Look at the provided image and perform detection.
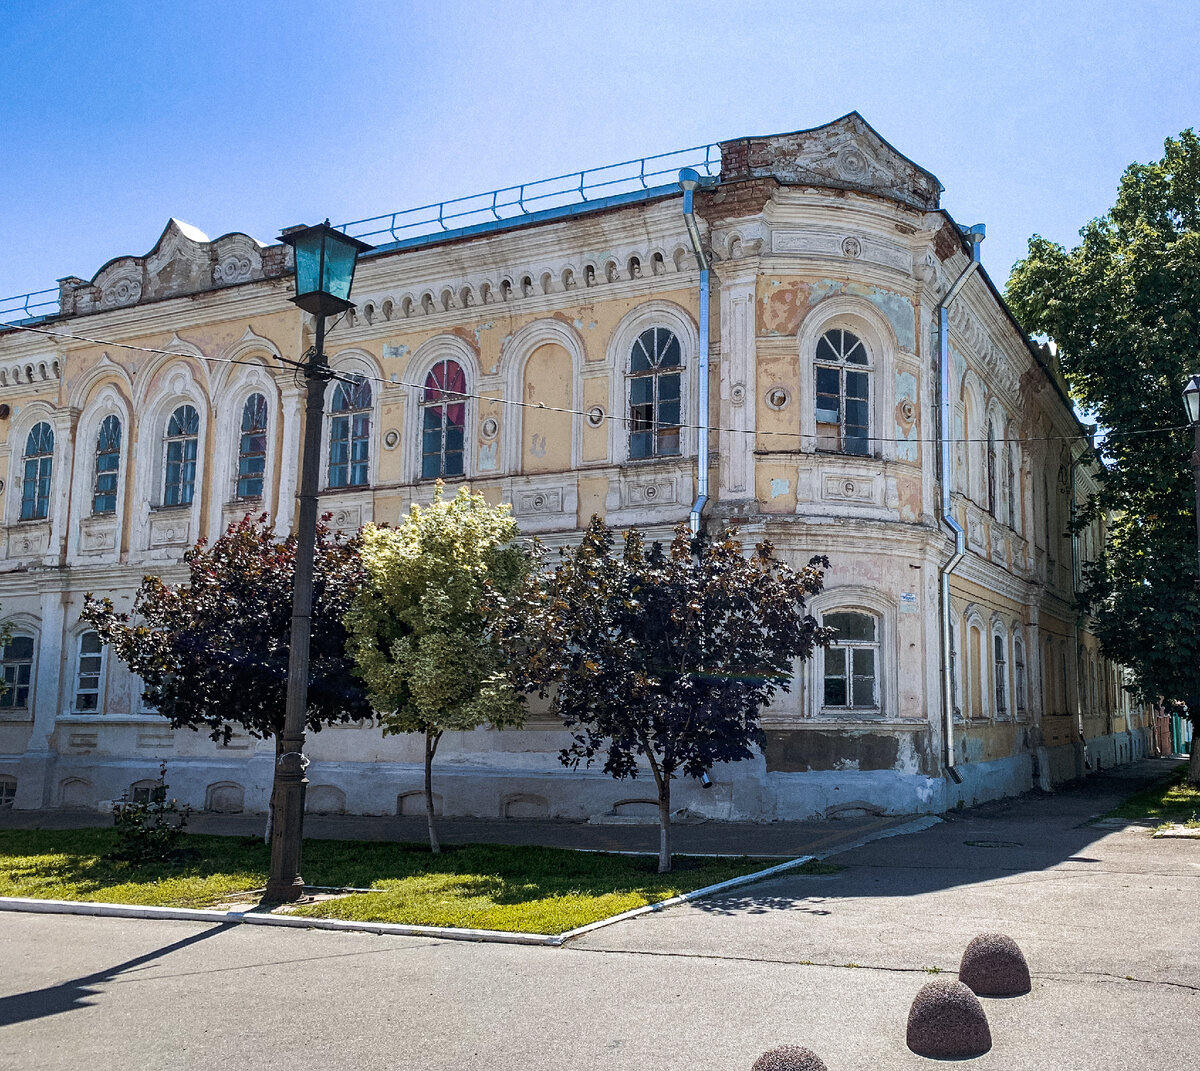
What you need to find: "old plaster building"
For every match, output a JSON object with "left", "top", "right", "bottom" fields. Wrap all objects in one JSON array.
[{"left": 0, "top": 113, "right": 1150, "bottom": 820}]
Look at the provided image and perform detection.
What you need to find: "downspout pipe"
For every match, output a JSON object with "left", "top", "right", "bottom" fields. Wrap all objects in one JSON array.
[
  {"left": 679, "top": 168, "right": 710, "bottom": 536},
  {"left": 937, "top": 257, "right": 981, "bottom": 783}
]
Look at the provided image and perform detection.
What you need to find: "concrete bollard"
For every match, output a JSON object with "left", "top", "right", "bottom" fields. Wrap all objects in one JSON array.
[
  {"left": 958, "top": 932, "right": 1032, "bottom": 996},
  {"left": 751, "top": 1045, "right": 829, "bottom": 1071},
  {"left": 906, "top": 978, "right": 992, "bottom": 1059}
]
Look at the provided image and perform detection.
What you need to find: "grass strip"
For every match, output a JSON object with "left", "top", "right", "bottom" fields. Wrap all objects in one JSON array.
[
  {"left": 1104, "top": 763, "right": 1200, "bottom": 826},
  {"left": 0, "top": 829, "right": 784, "bottom": 935}
]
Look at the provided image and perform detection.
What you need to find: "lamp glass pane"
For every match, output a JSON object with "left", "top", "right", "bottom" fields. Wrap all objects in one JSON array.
[
  {"left": 293, "top": 235, "right": 323, "bottom": 297},
  {"left": 1185, "top": 377, "right": 1200, "bottom": 424},
  {"left": 320, "top": 233, "right": 360, "bottom": 303}
]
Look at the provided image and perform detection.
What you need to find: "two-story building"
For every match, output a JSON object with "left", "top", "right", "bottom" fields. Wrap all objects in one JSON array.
[{"left": 0, "top": 113, "right": 1150, "bottom": 820}]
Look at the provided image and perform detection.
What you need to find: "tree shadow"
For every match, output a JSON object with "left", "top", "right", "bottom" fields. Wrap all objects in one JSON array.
[{"left": 0, "top": 922, "right": 234, "bottom": 1028}]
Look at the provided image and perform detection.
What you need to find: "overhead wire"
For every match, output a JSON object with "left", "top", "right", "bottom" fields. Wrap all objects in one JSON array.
[{"left": 0, "top": 317, "right": 1189, "bottom": 447}]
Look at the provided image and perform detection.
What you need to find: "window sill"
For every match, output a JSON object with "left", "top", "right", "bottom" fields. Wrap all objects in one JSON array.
[
  {"left": 0, "top": 710, "right": 33, "bottom": 724},
  {"left": 150, "top": 503, "right": 192, "bottom": 514}
]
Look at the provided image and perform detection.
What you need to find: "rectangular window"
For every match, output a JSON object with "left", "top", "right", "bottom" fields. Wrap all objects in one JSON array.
[
  {"left": 0, "top": 636, "right": 34, "bottom": 710},
  {"left": 821, "top": 611, "right": 879, "bottom": 712},
  {"left": 815, "top": 367, "right": 869, "bottom": 456},
  {"left": 164, "top": 437, "right": 197, "bottom": 506},
  {"left": 73, "top": 632, "right": 105, "bottom": 713}
]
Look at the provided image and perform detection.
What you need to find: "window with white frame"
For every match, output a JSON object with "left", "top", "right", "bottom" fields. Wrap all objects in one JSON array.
[
  {"left": 822, "top": 611, "right": 879, "bottom": 711},
  {"left": 628, "top": 327, "right": 682, "bottom": 459},
  {"left": 814, "top": 329, "right": 870, "bottom": 456},
  {"left": 93, "top": 415, "right": 121, "bottom": 515},
  {"left": 72, "top": 631, "right": 106, "bottom": 713},
  {"left": 1006, "top": 439, "right": 1018, "bottom": 529},
  {"left": 986, "top": 421, "right": 997, "bottom": 516},
  {"left": 994, "top": 633, "right": 1008, "bottom": 716},
  {"left": 420, "top": 360, "right": 465, "bottom": 479},
  {"left": 0, "top": 776, "right": 15, "bottom": 808},
  {"left": 0, "top": 636, "right": 34, "bottom": 711},
  {"left": 20, "top": 421, "right": 54, "bottom": 521},
  {"left": 163, "top": 404, "right": 200, "bottom": 506},
  {"left": 236, "top": 393, "right": 269, "bottom": 499},
  {"left": 329, "top": 377, "right": 372, "bottom": 488}
]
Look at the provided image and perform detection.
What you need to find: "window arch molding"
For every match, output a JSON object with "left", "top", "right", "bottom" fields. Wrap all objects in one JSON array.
[
  {"left": 5, "top": 401, "right": 59, "bottom": 530},
  {"left": 401, "top": 336, "right": 476, "bottom": 484},
  {"left": 958, "top": 371, "right": 986, "bottom": 505},
  {"left": 605, "top": 300, "right": 698, "bottom": 465},
  {"left": 500, "top": 318, "right": 587, "bottom": 474},
  {"left": 963, "top": 604, "right": 988, "bottom": 720},
  {"left": 128, "top": 363, "right": 209, "bottom": 529},
  {"left": 796, "top": 296, "right": 898, "bottom": 460},
  {"left": 68, "top": 382, "right": 132, "bottom": 558},
  {"left": 0, "top": 613, "right": 41, "bottom": 723},
  {"left": 210, "top": 359, "right": 281, "bottom": 514},
  {"left": 801, "top": 587, "right": 900, "bottom": 721}
]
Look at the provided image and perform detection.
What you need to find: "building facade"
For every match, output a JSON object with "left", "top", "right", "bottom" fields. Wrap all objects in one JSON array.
[{"left": 0, "top": 113, "right": 1151, "bottom": 820}]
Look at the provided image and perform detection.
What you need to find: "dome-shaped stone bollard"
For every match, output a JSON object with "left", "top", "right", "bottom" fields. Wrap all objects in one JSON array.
[
  {"left": 958, "top": 932, "right": 1032, "bottom": 996},
  {"left": 906, "top": 978, "right": 992, "bottom": 1059},
  {"left": 751, "top": 1045, "right": 829, "bottom": 1071}
]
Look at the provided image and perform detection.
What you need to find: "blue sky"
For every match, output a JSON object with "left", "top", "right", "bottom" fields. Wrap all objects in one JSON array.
[{"left": 2, "top": 0, "right": 1197, "bottom": 303}]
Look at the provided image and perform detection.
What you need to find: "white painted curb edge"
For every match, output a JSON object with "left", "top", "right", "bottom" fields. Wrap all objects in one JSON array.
[{"left": 0, "top": 896, "right": 561, "bottom": 946}]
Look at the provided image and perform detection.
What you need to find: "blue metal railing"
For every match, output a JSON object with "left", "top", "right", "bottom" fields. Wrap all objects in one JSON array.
[
  {"left": 1, "top": 143, "right": 724, "bottom": 320},
  {"left": 340, "top": 142, "right": 722, "bottom": 247},
  {"left": 0, "top": 287, "right": 59, "bottom": 325}
]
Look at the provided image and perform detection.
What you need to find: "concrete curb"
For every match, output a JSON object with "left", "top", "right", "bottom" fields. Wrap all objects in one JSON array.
[{"left": 0, "top": 814, "right": 942, "bottom": 946}]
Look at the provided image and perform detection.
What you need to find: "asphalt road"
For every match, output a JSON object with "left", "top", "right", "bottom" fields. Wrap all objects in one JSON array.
[{"left": 2, "top": 761, "right": 1196, "bottom": 1071}]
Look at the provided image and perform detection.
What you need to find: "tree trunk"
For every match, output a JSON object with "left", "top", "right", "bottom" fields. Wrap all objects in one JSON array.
[
  {"left": 425, "top": 729, "right": 443, "bottom": 854},
  {"left": 1188, "top": 706, "right": 1200, "bottom": 786},
  {"left": 657, "top": 778, "right": 672, "bottom": 874}
]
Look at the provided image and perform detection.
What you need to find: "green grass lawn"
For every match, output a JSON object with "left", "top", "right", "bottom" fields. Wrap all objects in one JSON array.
[
  {"left": 1105, "top": 763, "right": 1200, "bottom": 827},
  {"left": 0, "top": 828, "right": 783, "bottom": 934}
]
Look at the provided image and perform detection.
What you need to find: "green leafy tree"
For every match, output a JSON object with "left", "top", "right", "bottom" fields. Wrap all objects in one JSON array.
[
  {"left": 345, "top": 484, "right": 528, "bottom": 853},
  {"left": 505, "top": 519, "right": 829, "bottom": 873},
  {"left": 82, "top": 514, "right": 370, "bottom": 746},
  {"left": 1006, "top": 129, "right": 1200, "bottom": 781}
]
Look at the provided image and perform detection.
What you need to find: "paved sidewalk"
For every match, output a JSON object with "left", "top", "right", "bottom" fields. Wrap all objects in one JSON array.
[{"left": 0, "top": 799, "right": 924, "bottom": 858}]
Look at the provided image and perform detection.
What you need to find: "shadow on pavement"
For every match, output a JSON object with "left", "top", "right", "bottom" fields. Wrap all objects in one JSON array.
[{"left": 0, "top": 923, "right": 235, "bottom": 1029}]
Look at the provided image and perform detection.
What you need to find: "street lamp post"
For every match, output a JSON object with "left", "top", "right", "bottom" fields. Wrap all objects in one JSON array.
[
  {"left": 265, "top": 221, "right": 371, "bottom": 902},
  {"left": 1186, "top": 374, "right": 1200, "bottom": 584}
]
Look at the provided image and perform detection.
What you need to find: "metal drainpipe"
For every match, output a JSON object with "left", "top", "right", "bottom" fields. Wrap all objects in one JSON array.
[
  {"left": 679, "top": 168, "right": 710, "bottom": 536},
  {"left": 937, "top": 256, "right": 981, "bottom": 783}
]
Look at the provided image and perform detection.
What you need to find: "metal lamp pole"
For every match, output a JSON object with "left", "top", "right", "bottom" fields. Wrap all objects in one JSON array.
[
  {"left": 1186, "top": 375, "right": 1200, "bottom": 583},
  {"left": 266, "top": 222, "right": 370, "bottom": 902}
]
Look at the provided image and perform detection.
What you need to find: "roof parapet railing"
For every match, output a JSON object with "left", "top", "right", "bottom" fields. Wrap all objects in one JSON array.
[
  {"left": 1, "top": 144, "right": 724, "bottom": 311},
  {"left": 341, "top": 142, "right": 721, "bottom": 247},
  {"left": 0, "top": 287, "right": 60, "bottom": 326}
]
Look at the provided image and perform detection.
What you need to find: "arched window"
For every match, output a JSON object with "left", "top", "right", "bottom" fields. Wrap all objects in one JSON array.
[
  {"left": 163, "top": 405, "right": 200, "bottom": 506},
  {"left": 420, "top": 360, "right": 465, "bottom": 479},
  {"left": 236, "top": 393, "right": 269, "bottom": 499},
  {"left": 73, "top": 631, "right": 106, "bottom": 713},
  {"left": 986, "top": 421, "right": 997, "bottom": 516},
  {"left": 20, "top": 421, "right": 54, "bottom": 520},
  {"left": 994, "top": 633, "right": 1008, "bottom": 716},
  {"left": 822, "top": 610, "right": 879, "bottom": 711},
  {"left": 93, "top": 415, "right": 121, "bottom": 515},
  {"left": 628, "top": 327, "right": 682, "bottom": 459},
  {"left": 814, "top": 329, "right": 870, "bottom": 456},
  {"left": 329, "top": 377, "right": 372, "bottom": 488},
  {"left": 0, "top": 635, "right": 34, "bottom": 711}
]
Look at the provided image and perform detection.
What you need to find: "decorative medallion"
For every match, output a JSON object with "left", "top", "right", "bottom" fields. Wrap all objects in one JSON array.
[
  {"left": 730, "top": 383, "right": 747, "bottom": 406},
  {"left": 480, "top": 417, "right": 499, "bottom": 440},
  {"left": 383, "top": 429, "right": 400, "bottom": 450},
  {"left": 765, "top": 387, "right": 790, "bottom": 411},
  {"left": 841, "top": 236, "right": 862, "bottom": 258},
  {"left": 586, "top": 406, "right": 605, "bottom": 428}
]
